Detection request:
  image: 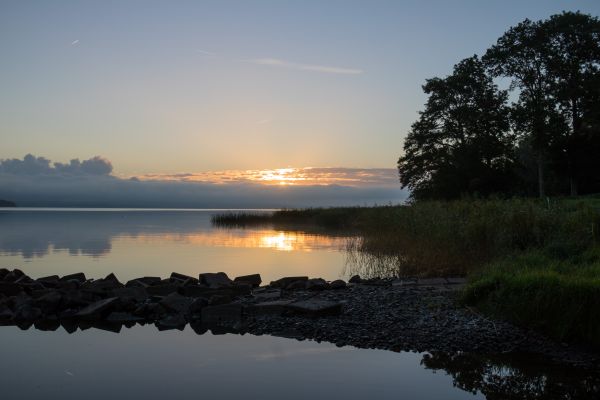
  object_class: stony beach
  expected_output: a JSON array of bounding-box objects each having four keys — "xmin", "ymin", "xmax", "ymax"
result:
[{"xmin": 0, "ymin": 268, "xmax": 597, "ymax": 368}]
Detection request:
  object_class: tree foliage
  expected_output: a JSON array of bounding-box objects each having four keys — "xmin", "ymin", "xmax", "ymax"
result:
[
  {"xmin": 398, "ymin": 56, "xmax": 514, "ymax": 200},
  {"xmin": 399, "ymin": 11, "xmax": 600, "ymax": 200}
]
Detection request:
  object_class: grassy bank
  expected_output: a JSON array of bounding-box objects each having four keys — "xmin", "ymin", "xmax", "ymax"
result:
[{"xmin": 214, "ymin": 197, "xmax": 600, "ymax": 347}]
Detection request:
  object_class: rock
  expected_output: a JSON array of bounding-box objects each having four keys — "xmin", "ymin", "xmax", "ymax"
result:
[
  {"xmin": 285, "ymin": 280, "xmax": 307, "ymax": 290},
  {"xmin": 92, "ymin": 321, "xmax": 123, "ymax": 333},
  {"xmin": 0, "ymin": 282, "xmax": 22, "ymax": 296},
  {"xmin": 286, "ymin": 299, "xmax": 343, "ymax": 317},
  {"xmin": 170, "ymin": 272, "xmax": 199, "ymax": 284},
  {"xmin": 126, "ymin": 277, "xmax": 161, "ymax": 287},
  {"xmin": 199, "ymin": 272, "xmax": 232, "ymax": 288},
  {"xmin": 60, "ymin": 272, "xmax": 86, "ymax": 283},
  {"xmin": 179, "ymin": 285, "xmax": 211, "ymax": 297},
  {"xmin": 306, "ymin": 278, "xmax": 329, "ymax": 291},
  {"xmin": 270, "ymin": 276, "xmax": 308, "ymax": 288},
  {"xmin": 106, "ymin": 312, "xmax": 144, "ymax": 324},
  {"xmin": 0, "ymin": 306, "xmax": 14, "ymax": 321},
  {"xmin": 189, "ymin": 297, "xmax": 209, "ymax": 316},
  {"xmin": 208, "ymin": 294, "xmax": 232, "ymax": 306},
  {"xmin": 156, "ymin": 314, "xmax": 187, "ymax": 331},
  {"xmin": 247, "ymin": 300, "xmax": 292, "ymax": 316},
  {"xmin": 349, "ymin": 275, "xmax": 362, "ymax": 284},
  {"xmin": 104, "ymin": 273, "xmax": 121, "ymax": 285},
  {"xmin": 82, "ymin": 279, "xmax": 122, "ymax": 293},
  {"xmin": 3, "ymin": 269, "xmax": 25, "ymax": 283},
  {"xmin": 35, "ymin": 291, "xmax": 62, "ymax": 312},
  {"xmin": 201, "ymin": 303, "xmax": 242, "ymax": 324},
  {"xmin": 14, "ymin": 305, "xmax": 42, "ymax": 321},
  {"xmin": 253, "ymin": 289, "xmax": 281, "ymax": 301},
  {"xmin": 229, "ymin": 282, "xmax": 252, "ymax": 296},
  {"xmin": 146, "ymin": 284, "xmax": 179, "ymax": 296},
  {"xmin": 57, "ymin": 279, "xmax": 81, "ymax": 290},
  {"xmin": 111, "ymin": 287, "xmax": 148, "ymax": 302},
  {"xmin": 34, "ymin": 318, "xmax": 60, "ymax": 331},
  {"xmin": 0, "ymin": 268, "xmax": 9, "ymax": 280},
  {"xmin": 233, "ymin": 274, "xmax": 262, "ymax": 287},
  {"xmin": 329, "ymin": 280, "xmax": 347, "ymax": 289},
  {"xmin": 159, "ymin": 293, "xmax": 192, "ymax": 313},
  {"xmin": 134, "ymin": 302, "xmax": 167, "ymax": 319},
  {"xmin": 75, "ymin": 297, "xmax": 118, "ymax": 319},
  {"xmin": 36, "ymin": 275, "xmax": 60, "ymax": 286},
  {"xmin": 61, "ymin": 320, "xmax": 79, "ymax": 334}
]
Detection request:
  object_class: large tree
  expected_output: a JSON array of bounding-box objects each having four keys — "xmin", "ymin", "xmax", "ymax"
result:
[
  {"xmin": 483, "ymin": 18, "xmax": 556, "ymax": 198},
  {"xmin": 543, "ymin": 11, "xmax": 600, "ymax": 195},
  {"xmin": 398, "ymin": 56, "xmax": 514, "ymax": 200}
]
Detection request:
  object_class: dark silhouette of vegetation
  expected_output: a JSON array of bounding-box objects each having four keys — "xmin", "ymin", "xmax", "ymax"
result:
[
  {"xmin": 0, "ymin": 199, "xmax": 16, "ymax": 207},
  {"xmin": 422, "ymin": 351, "xmax": 600, "ymax": 399},
  {"xmin": 399, "ymin": 11, "xmax": 600, "ymax": 200}
]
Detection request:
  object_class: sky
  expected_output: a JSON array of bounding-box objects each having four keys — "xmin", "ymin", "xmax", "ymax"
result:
[{"xmin": 0, "ymin": 1, "xmax": 598, "ymax": 207}]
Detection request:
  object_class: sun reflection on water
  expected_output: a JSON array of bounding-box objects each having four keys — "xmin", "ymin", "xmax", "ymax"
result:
[{"xmin": 132, "ymin": 229, "xmax": 346, "ymax": 252}]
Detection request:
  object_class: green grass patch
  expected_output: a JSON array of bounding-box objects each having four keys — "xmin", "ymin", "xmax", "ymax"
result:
[{"xmin": 463, "ymin": 249, "xmax": 600, "ymax": 348}]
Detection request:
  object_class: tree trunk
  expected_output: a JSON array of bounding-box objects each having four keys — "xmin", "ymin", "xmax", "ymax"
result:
[
  {"xmin": 569, "ymin": 100, "xmax": 580, "ymax": 197},
  {"xmin": 537, "ymin": 152, "xmax": 545, "ymax": 198}
]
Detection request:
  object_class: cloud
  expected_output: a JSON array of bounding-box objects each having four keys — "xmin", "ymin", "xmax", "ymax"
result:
[
  {"xmin": 247, "ymin": 58, "xmax": 363, "ymax": 75},
  {"xmin": 136, "ymin": 167, "xmax": 399, "ymax": 187},
  {"xmin": 0, "ymin": 154, "xmax": 112, "ymax": 176},
  {"xmin": 0, "ymin": 155, "xmax": 406, "ymax": 208}
]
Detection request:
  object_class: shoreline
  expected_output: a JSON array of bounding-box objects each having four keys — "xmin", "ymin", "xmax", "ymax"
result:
[{"xmin": 0, "ymin": 268, "xmax": 597, "ymax": 369}]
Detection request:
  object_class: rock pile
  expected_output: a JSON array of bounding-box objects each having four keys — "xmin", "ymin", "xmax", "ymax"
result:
[
  {"xmin": 0, "ymin": 268, "xmax": 347, "ymax": 332},
  {"xmin": 0, "ymin": 268, "xmax": 596, "ymax": 367}
]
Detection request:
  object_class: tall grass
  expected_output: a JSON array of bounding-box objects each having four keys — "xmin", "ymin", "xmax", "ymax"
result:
[
  {"xmin": 462, "ymin": 249, "xmax": 600, "ymax": 347},
  {"xmin": 214, "ymin": 197, "xmax": 600, "ymax": 346},
  {"xmin": 215, "ymin": 198, "xmax": 600, "ymax": 277}
]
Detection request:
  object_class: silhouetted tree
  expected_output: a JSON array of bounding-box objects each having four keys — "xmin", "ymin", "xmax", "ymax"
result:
[
  {"xmin": 398, "ymin": 56, "xmax": 514, "ymax": 200},
  {"xmin": 543, "ymin": 11, "xmax": 600, "ymax": 195},
  {"xmin": 483, "ymin": 18, "xmax": 556, "ymax": 198}
]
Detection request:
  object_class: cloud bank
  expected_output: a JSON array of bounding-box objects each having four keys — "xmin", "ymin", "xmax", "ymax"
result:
[{"xmin": 0, "ymin": 155, "xmax": 406, "ymax": 208}]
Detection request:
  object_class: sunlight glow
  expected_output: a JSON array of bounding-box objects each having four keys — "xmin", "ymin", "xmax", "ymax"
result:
[{"xmin": 131, "ymin": 167, "xmax": 398, "ymax": 187}]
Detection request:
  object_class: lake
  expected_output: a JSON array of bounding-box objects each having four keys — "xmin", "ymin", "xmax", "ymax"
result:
[{"xmin": 0, "ymin": 209, "xmax": 596, "ymax": 399}]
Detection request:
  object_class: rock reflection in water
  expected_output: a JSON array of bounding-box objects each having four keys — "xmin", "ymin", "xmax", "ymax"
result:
[
  {"xmin": 7, "ymin": 319, "xmax": 600, "ymax": 400},
  {"xmin": 421, "ymin": 351, "xmax": 600, "ymax": 400}
]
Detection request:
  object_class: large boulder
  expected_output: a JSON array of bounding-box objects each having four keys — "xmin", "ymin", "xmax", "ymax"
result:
[
  {"xmin": 247, "ymin": 300, "xmax": 292, "ymax": 316},
  {"xmin": 199, "ymin": 272, "xmax": 232, "ymax": 288},
  {"xmin": 270, "ymin": 276, "xmax": 308, "ymax": 288},
  {"xmin": 170, "ymin": 272, "xmax": 199, "ymax": 285},
  {"xmin": 329, "ymin": 280, "xmax": 347, "ymax": 290},
  {"xmin": 60, "ymin": 272, "xmax": 86, "ymax": 283},
  {"xmin": 75, "ymin": 297, "xmax": 118, "ymax": 319},
  {"xmin": 306, "ymin": 278, "xmax": 329, "ymax": 291},
  {"xmin": 159, "ymin": 292, "xmax": 192, "ymax": 313},
  {"xmin": 126, "ymin": 277, "xmax": 161, "ymax": 288},
  {"xmin": 233, "ymin": 274, "xmax": 262, "ymax": 287}
]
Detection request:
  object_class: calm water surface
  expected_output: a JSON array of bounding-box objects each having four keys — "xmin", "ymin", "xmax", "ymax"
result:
[
  {"xmin": 0, "ymin": 209, "xmax": 350, "ymax": 282},
  {"xmin": 0, "ymin": 209, "xmax": 597, "ymax": 399}
]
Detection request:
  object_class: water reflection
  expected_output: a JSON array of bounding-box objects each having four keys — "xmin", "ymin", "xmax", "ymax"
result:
[
  {"xmin": 0, "ymin": 209, "xmax": 346, "ymax": 259},
  {"xmin": 0, "ymin": 325, "xmax": 482, "ymax": 400},
  {"xmin": 0, "ymin": 209, "xmax": 351, "ymax": 281},
  {"xmin": 2, "ymin": 320, "xmax": 598, "ymax": 399},
  {"xmin": 422, "ymin": 351, "xmax": 600, "ymax": 399}
]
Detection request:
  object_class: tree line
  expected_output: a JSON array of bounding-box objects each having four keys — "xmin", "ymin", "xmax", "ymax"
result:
[{"xmin": 398, "ymin": 12, "xmax": 600, "ymax": 200}]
